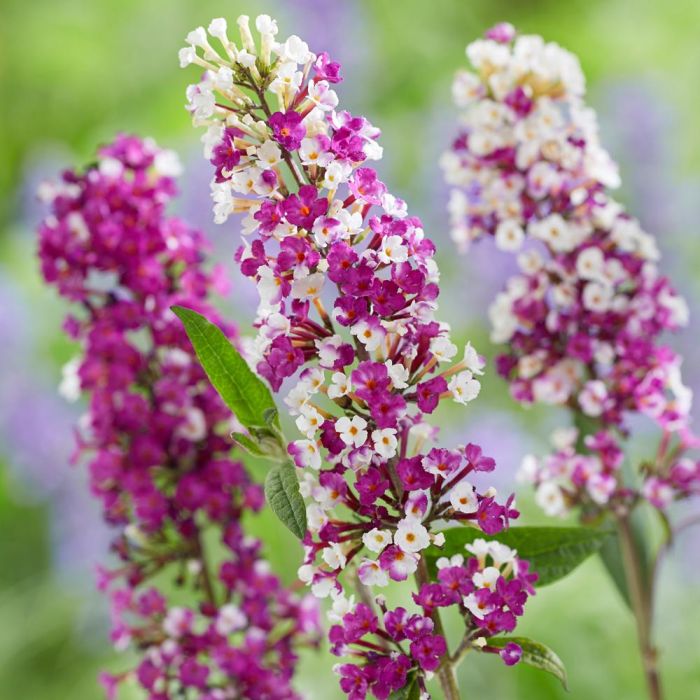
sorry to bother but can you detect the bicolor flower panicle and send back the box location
[330,538,535,699]
[38,135,319,699]
[181,15,531,697]
[441,24,699,517]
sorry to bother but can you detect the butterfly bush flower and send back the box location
[441,24,699,518]
[181,15,533,698]
[38,135,319,699]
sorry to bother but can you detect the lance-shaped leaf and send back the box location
[172,306,278,431]
[427,526,610,586]
[488,637,568,690]
[265,461,307,539]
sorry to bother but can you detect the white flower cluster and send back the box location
[441,31,619,252]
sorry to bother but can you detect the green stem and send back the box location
[415,558,461,700]
[616,513,663,700]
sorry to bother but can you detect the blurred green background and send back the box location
[2,0,700,698]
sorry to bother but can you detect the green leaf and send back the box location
[172,306,278,431]
[489,636,568,690]
[264,461,307,539]
[427,526,610,586]
[231,432,268,458]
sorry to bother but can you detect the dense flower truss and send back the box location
[331,539,536,698]
[441,23,699,517]
[38,135,318,700]
[181,15,531,697]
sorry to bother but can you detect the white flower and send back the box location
[358,559,390,587]
[488,542,517,568]
[433,532,446,547]
[186,26,209,49]
[316,334,345,368]
[436,553,465,569]
[236,15,255,53]
[579,380,608,417]
[334,207,364,237]
[322,543,348,570]
[283,35,313,63]
[296,405,323,438]
[382,192,408,218]
[215,605,247,635]
[351,320,385,352]
[463,342,485,375]
[297,563,315,584]
[301,367,325,393]
[465,538,492,566]
[449,371,481,404]
[291,272,324,299]
[299,138,334,167]
[449,481,478,513]
[473,566,501,590]
[587,473,615,505]
[328,591,356,622]
[293,439,321,470]
[551,426,578,450]
[430,336,458,363]
[372,428,398,459]
[256,266,282,311]
[285,382,310,415]
[163,608,191,638]
[452,69,486,106]
[207,18,228,42]
[312,216,341,247]
[495,219,525,251]
[582,281,613,312]
[335,416,368,448]
[307,503,328,532]
[256,140,282,167]
[532,363,576,405]
[269,61,303,94]
[529,214,578,252]
[394,519,430,553]
[311,576,336,598]
[308,80,338,110]
[535,482,567,517]
[327,371,351,399]
[58,357,82,402]
[518,352,544,379]
[576,246,606,281]
[385,360,410,389]
[377,235,408,264]
[518,249,544,274]
[211,66,233,91]
[322,160,353,190]
[255,12,278,63]
[362,528,392,553]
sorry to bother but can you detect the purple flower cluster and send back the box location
[331,604,444,699]
[38,135,319,699]
[327,538,535,699]
[181,15,533,697]
[420,538,536,643]
[442,25,699,516]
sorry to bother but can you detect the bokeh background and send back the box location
[2,0,700,698]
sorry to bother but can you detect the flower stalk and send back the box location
[616,513,663,700]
